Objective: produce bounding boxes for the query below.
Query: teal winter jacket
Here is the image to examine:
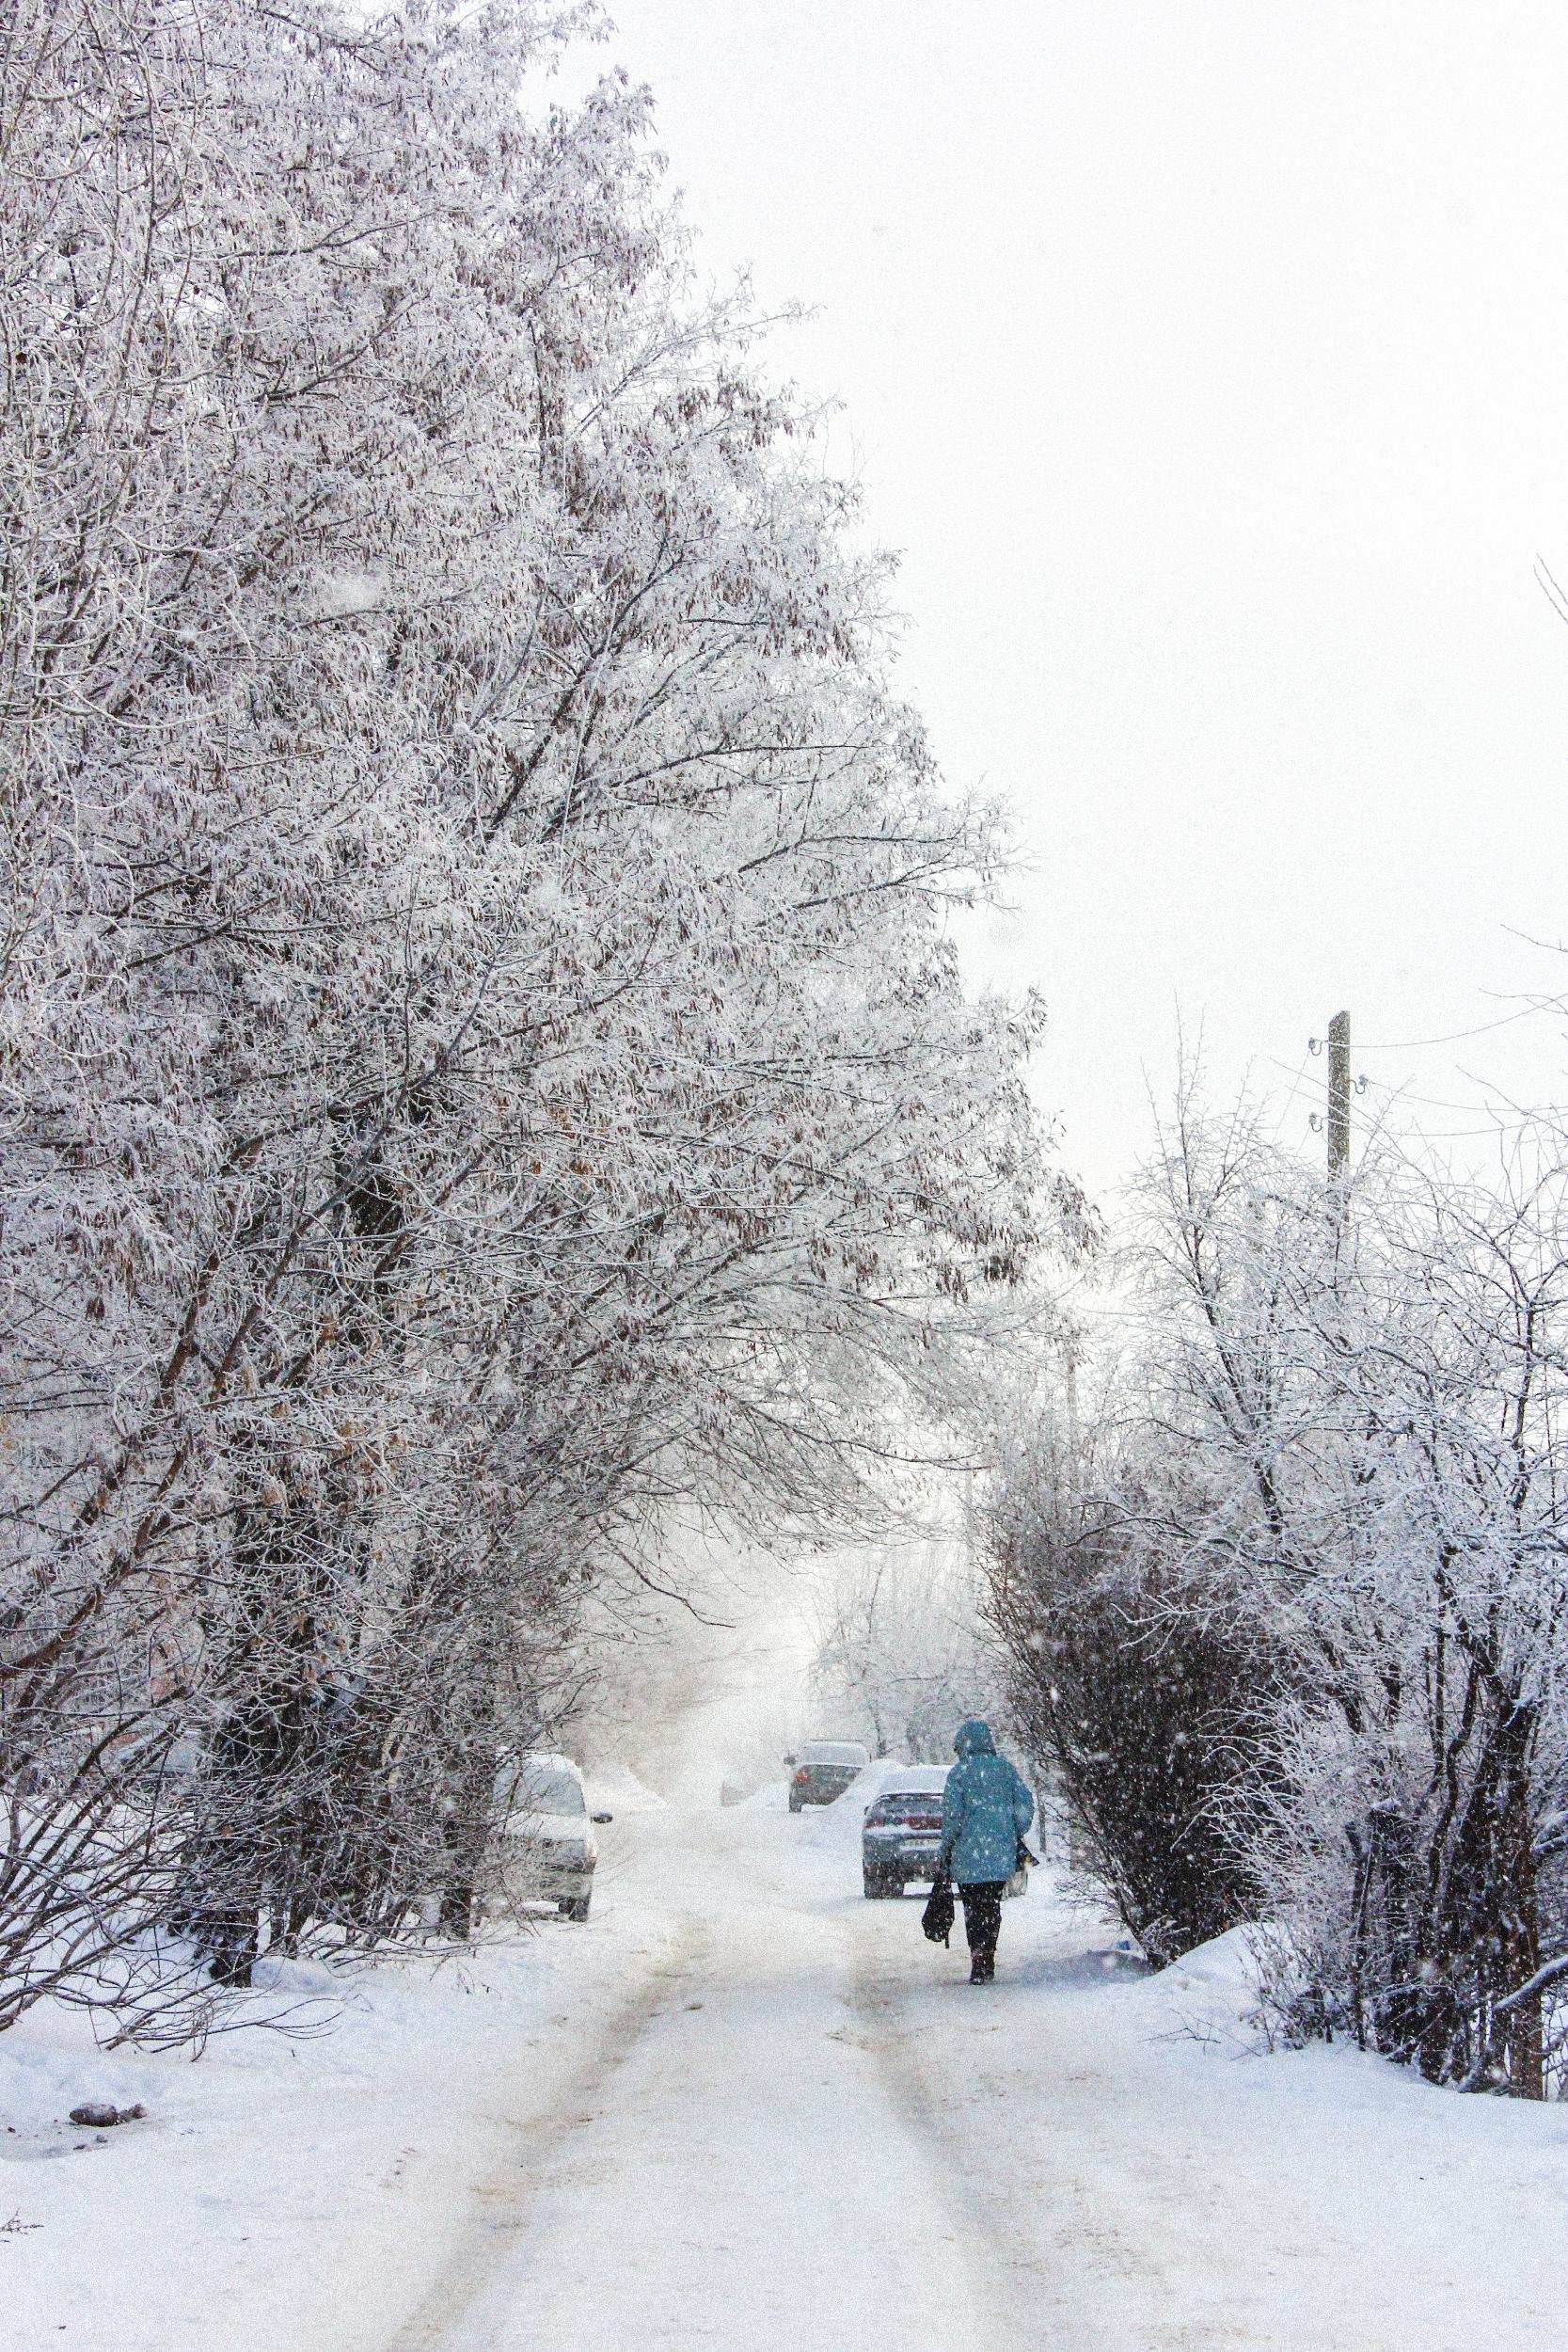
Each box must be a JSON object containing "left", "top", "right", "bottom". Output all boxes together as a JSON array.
[{"left": 938, "top": 1719, "right": 1034, "bottom": 1885}]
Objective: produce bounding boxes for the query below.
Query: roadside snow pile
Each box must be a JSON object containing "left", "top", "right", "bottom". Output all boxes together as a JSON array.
[
  {"left": 3, "top": 2029, "right": 170, "bottom": 2142},
  {"left": 795, "top": 1761, "right": 905, "bottom": 1852},
  {"left": 1147, "top": 1922, "right": 1267, "bottom": 2004},
  {"left": 1128, "top": 1922, "right": 1272, "bottom": 2047},
  {"left": 586, "top": 1762, "right": 668, "bottom": 1814},
  {"left": 799, "top": 1758, "right": 949, "bottom": 1851}
]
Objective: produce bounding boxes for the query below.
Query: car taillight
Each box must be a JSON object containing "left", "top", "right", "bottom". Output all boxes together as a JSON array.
[{"left": 794, "top": 1767, "right": 810, "bottom": 1784}]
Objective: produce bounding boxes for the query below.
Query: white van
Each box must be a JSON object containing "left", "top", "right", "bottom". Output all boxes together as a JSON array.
[{"left": 496, "top": 1752, "right": 610, "bottom": 1921}]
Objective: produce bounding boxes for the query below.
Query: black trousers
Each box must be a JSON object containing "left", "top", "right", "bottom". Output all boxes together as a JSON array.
[{"left": 958, "top": 1880, "right": 1005, "bottom": 1959}]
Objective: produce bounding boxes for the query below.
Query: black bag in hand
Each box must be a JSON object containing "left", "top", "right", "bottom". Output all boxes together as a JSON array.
[{"left": 922, "top": 1877, "right": 955, "bottom": 1946}]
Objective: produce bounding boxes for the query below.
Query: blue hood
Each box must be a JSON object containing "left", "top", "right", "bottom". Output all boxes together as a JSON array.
[{"left": 954, "top": 1717, "right": 997, "bottom": 1758}]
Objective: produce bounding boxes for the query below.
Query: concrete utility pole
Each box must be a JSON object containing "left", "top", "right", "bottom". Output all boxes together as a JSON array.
[{"left": 1326, "top": 1009, "right": 1351, "bottom": 1179}]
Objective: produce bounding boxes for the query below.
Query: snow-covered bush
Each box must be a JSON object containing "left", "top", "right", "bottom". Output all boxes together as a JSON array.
[
  {"left": 986, "top": 1407, "right": 1273, "bottom": 1963},
  {"left": 989, "top": 1066, "right": 1568, "bottom": 2093}
]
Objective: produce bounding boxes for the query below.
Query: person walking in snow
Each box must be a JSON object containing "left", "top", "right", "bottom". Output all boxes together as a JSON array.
[{"left": 936, "top": 1718, "right": 1035, "bottom": 1984}]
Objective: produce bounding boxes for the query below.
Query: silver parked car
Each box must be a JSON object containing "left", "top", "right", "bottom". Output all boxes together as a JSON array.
[
  {"left": 861, "top": 1767, "right": 949, "bottom": 1897},
  {"left": 497, "top": 1752, "right": 611, "bottom": 1921},
  {"left": 861, "top": 1764, "right": 1031, "bottom": 1901}
]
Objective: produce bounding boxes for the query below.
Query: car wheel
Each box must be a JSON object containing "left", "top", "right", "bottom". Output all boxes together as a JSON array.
[
  {"left": 863, "top": 1870, "right": 895, "bottom": 1899},
  {"left": 789, "top": 1795, "right": 802, "bottom": 1812},
  {"left": 562, "top": 1893, "right": 592, "bottom": 1922}
]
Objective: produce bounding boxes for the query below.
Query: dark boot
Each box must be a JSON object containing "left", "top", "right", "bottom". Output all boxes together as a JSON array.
[{"left": 959, "top": 1882, "right": 1004, "bottom": 1983}]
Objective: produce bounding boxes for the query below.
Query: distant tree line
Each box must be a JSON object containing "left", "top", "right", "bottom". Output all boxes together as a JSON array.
[{"left": 809, "top": 1539, "right": 1006, "bottom": 1764}]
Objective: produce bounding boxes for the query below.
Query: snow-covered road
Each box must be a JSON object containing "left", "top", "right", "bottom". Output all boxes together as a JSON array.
[
  {"left": 387, "top": 1791, "right": 1568, "bottom": 2352},
  {"left": 9, "top": 1781, "right": 1568, "bottom": 2349},
  {"left": 391, "top": 1801, "right": 1037, "bottom": 2352}
]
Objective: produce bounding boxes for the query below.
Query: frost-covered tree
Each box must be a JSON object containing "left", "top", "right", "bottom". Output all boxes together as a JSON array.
[
  {"left": 1, "top": 0, "right": 1064, "bottom": 2026},
  {"left": 809, "top": 1537, "right": 1006, "bottom": 1763}
]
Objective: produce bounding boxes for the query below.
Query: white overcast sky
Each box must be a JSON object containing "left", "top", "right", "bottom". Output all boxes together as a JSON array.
[{"left": 593, "top": 1, "right": 1568, "bottom": 1203}]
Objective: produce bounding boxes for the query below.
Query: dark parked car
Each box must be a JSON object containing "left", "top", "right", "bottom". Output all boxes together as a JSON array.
[
  {"left": 861, "top": 1769, "right": 949, "bottom": 1897},
  {"left": 786, "top": 1740, "right": 871, "bottom": 1811}
]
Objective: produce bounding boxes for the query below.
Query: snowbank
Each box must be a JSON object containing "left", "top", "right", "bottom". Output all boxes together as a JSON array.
[
  {"left": 1135, "top": 1921, "right": 1268, "bottom": 2027},
  {"left": 791, "top": 1757, "right": 948, "bottom": 1853},
  {"left": 736, "top": 1776, "right": 789, "bottom": 1811},
  {"left": 586, "top": 1760, "right": 669, "bottom": 1814},
  {"left": 0, "top": 1892, "right": 678, "bottom": 2351}
]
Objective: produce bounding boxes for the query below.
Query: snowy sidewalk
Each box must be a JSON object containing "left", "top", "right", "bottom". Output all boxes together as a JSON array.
[{"left": 7, "top": 1787, "right": 1568, "bottom": 2349}]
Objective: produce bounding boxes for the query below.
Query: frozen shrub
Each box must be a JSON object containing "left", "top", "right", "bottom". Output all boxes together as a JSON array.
[
  {"left": 990, "top": 1068, "right": 1568, "bottom": 2094},
  {"left": 987, "top": 1423, "right": 1272, "bottom": 1963}
]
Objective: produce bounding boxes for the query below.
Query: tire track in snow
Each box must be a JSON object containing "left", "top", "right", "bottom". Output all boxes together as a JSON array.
[
  {"left": 384, "top": 1921, "right": 710, "bottom": 2352},
  {"left": 867, "top": 1918, "right": 1260, "bottom": 2352},
  {"left": 391, "top": 1810, "right": 1019, "bottom": 2352},
  {"left": 479, "top": 1903, "right": 998, "bottom": 2350},
  {"left": 847, "top": 1907, "right": 1046, "bottom": 2352}
]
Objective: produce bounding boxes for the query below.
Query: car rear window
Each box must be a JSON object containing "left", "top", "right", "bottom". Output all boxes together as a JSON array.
[
  {"left": 498, "top": 1760, "right": 586, "bottom": 1816},
  {"left": 870, "top": 1791, "right": 945, "bottom": 1821}
]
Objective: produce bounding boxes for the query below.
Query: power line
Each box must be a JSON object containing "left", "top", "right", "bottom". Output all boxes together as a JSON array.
[
  {"left": 1267, "top": 1045, "right": 1313, "bottom": 1140},
  {"left": 1358, "top": 1078, "right": 1554, "bottom": 1118},
  {"left": 1387, "top": 1121, "right": 1544, "bottom": 1142},
  {"left": 1265, "top": 1057, "right": 1336, "bottom": 1120},
  {"left": 1267, "top": 1057, "right": 1557, "bottom": 1143},
  {"left": 1354, "top": 1003, "right": 1558, "bottom": 1052}
]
